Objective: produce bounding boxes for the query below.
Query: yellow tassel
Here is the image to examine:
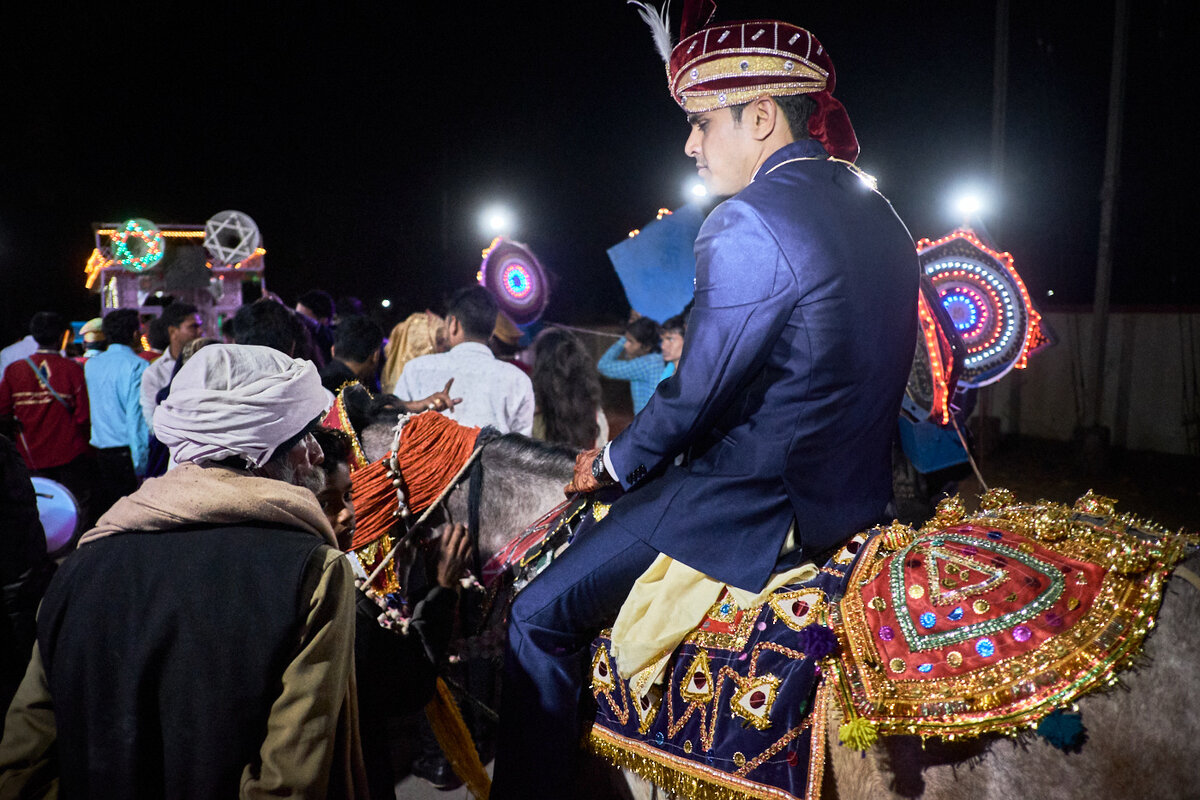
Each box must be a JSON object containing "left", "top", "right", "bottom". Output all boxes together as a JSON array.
[
  {"left": 424, "top": 678, "right": 491, "bottom": 798},
  {"left": 838, "top": 714, "right": 878, "bottom": 752}
]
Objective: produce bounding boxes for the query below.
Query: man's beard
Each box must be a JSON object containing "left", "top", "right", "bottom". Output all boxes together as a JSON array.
[{"left": 275, "top": 459, "right": 327, "bottom": 496}]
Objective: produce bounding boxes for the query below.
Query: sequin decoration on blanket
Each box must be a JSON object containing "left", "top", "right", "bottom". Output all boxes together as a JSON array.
[
  {"left": 587, "top": 540, "right": 860, "bottom": 800},
  {"left": 830, "top": 489, "right": 1198, "bottom": 742}
]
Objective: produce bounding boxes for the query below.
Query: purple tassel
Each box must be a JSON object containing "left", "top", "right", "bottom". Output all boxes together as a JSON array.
[{"left": 797, "top": 623, "right": 839, "bottom": 660}]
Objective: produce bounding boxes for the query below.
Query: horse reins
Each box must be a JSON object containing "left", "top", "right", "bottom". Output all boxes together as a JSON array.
[{"left": 363, "top": 442, "right": 485, "bottom": 588}]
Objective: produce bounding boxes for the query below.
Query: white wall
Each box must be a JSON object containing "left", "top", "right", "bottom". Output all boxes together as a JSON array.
[{"left": 982, "top": 311, "right": 1200, "bottom": 456}]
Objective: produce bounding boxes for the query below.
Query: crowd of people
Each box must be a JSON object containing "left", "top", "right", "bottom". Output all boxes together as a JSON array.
[
  {"left": 0, "top": 285, "right": 662, "bottom": 531},
  {"left": 0, "top": 279, "right": 692, "bottom": 796},
  {"left": 2, "top": 6, "right": 918, "bottom": 796}
]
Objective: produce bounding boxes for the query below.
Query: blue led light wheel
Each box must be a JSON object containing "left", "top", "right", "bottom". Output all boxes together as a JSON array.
[
  {"left": 917, "top": 229, "right": 1038, "bottom": 387},
  {"left": 479, "top": 237, "right": 549, "bottom": 326}
]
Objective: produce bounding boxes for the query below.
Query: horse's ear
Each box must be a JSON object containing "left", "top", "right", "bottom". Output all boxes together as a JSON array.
[
  {"left": 359, "top": 424, "right": 394, "bottom": 465},
  {"left": 337, "top": 384, "right": 368, "bottom": 434}
]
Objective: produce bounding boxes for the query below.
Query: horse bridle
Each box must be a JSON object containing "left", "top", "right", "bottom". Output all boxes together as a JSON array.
[{"left": 362, "top": 416, "right": 498, "bottom": 592}]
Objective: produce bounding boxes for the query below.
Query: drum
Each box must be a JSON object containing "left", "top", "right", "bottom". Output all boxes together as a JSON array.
[{"left": 31, "top": 476, "right": 83, "bottom": 558}]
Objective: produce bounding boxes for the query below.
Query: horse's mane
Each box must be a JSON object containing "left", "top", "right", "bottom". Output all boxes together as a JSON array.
[
  {"left": 483, "top": 433, "right": 578, "bottom": 477},
  {"left": 353, "top": 381, "right": 579, "bottom": 474}
]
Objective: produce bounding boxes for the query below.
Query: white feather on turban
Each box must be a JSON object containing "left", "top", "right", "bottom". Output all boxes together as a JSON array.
[{"left": 153, "top": 344, "right": 329, "bottom": 468}]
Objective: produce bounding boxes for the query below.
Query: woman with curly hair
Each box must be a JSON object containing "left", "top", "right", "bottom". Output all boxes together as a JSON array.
[
  {"left": 531, "top": 327, "right": 608, "bottom": 450},
  {"left": 382, "top": 311, "right": 446, "bottom": 393}
]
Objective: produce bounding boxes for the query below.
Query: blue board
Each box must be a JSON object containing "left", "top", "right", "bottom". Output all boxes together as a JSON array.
[{"left": 606, "top": 203, "right": 705, "bottom": 323}]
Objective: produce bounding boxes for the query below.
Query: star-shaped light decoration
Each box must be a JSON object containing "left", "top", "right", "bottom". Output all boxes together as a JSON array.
[{"left": 204, "top": 210, "right": 261, "bottom": 266}]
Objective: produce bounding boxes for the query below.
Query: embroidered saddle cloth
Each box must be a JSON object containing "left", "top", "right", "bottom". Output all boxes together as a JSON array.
[
  {"left": 481, "top": 496, "right": 588, "bottom": 590},
  {"left": 587, "top": 533, "right": 865, "bottom": 800},
  {"left": 830, "top": 490, "right": 1198, "bottom": 741}
]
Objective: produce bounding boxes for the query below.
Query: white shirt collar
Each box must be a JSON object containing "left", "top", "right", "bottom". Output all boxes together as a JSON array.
[{"left": 450, "top": 341, "right": 494, "bottom": 357}]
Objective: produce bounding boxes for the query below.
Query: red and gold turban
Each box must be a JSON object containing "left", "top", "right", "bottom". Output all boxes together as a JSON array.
[{"left": 633, "top": 3, "right": 860, "bottom": 162}]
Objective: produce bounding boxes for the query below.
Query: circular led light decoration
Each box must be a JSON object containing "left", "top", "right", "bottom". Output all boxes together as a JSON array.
[
  {"left": 916, "top": 229, "right": 1040, "bottom": 388},
  {"left": 111, "top": 218, "right": 165, "bottom": 272},
  {"left": 204, "top": 209, "right": 261, "bottom": 266},
  {"left": 503, "top": 262, "right": 533, "bottom": 299},
  {"left": 905, "top": 275, "right": 964, "bottom": 425},
  {"left": 941, "top": 292, "right": 982, "bottom": 334},
  {"left": 479, "top": 237, "right": 549, "bottom": 326}
]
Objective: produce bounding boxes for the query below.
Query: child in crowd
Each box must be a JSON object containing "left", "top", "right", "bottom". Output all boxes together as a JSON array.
[
  {"left": 596, "top": 315, "right": 663, "bottom": 413},
  {"left": 658, "top": 313, "right": 686, "bottom": 381},
  {"left": 309, "top": 426, "right": 471, "bottom": 798}
]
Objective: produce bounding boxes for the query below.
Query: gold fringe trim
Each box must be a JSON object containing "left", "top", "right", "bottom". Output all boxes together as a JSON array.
[
  {"left": 424, "top": 678, "right": 491, "bottom": 799},
  {"left": 587, "top": 726, "right": 802, "bottom": 800}
]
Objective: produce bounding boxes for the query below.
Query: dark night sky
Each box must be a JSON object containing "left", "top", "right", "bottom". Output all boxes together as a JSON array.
[{"left": 0, "top": 1, "right": 1194, "bottom": 343}]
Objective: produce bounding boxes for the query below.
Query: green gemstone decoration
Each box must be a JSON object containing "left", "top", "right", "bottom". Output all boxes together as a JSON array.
[{"left": 890, "top": 531, "right": 1065, "bottom": 652}]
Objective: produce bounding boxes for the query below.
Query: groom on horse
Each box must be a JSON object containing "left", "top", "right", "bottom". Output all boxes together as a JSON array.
[{"left": 491, "top": 5, "right": 919, "bottom": 796}]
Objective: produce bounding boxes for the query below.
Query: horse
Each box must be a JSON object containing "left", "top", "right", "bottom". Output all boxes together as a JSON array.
[
  {"left": 356, "top": 411, "right": 1200, "bottom": 800},
  {"left": 358, "top": 419, "right": 577, "bottom": 572}
]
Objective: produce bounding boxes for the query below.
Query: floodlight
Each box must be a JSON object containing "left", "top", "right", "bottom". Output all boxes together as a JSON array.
[
  {"left": 954, "top": 191, "right": 986, "bottom": 219},
  {"left": 480, "top": 205, "right": 515, "bottom": 237}
]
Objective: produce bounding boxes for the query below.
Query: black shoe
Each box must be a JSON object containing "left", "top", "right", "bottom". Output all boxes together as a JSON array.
[{"left": 409, "top": 754, "right": 464, "bottom": 791}]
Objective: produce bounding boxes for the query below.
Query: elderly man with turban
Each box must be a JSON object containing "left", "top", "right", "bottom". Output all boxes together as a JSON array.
[{"left": 0, "top": 345, "right": 367, "bottom": 799}]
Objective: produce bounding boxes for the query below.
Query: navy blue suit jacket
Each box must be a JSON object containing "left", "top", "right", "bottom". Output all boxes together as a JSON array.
[{"left": 606, "top": 140, "right": 919, "bottom": 592}]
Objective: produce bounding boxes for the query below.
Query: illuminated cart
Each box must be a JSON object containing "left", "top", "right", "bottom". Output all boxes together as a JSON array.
[{"left": 83, "top": 213, "right": 266, "bottom": 333}]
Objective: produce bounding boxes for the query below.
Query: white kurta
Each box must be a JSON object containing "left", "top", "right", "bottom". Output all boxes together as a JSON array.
[{"left": 395, "top": 342, "right": 534, "bottom": 435}]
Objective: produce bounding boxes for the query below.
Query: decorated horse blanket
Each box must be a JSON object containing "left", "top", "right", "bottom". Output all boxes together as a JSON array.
[
  {"left": 588, "top": 534, "right": 863, "bottom": 799},
  {"left": 576, "top": 489, "right": 1196, "bottom": 800},
  {"left": 829, "top": 490, "right": 1197, "bottom": 745}
]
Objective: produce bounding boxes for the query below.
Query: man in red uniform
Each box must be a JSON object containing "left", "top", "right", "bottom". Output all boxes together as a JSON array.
[{"left": 0, "top": 312, "right": 92, "bottom": 523}]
